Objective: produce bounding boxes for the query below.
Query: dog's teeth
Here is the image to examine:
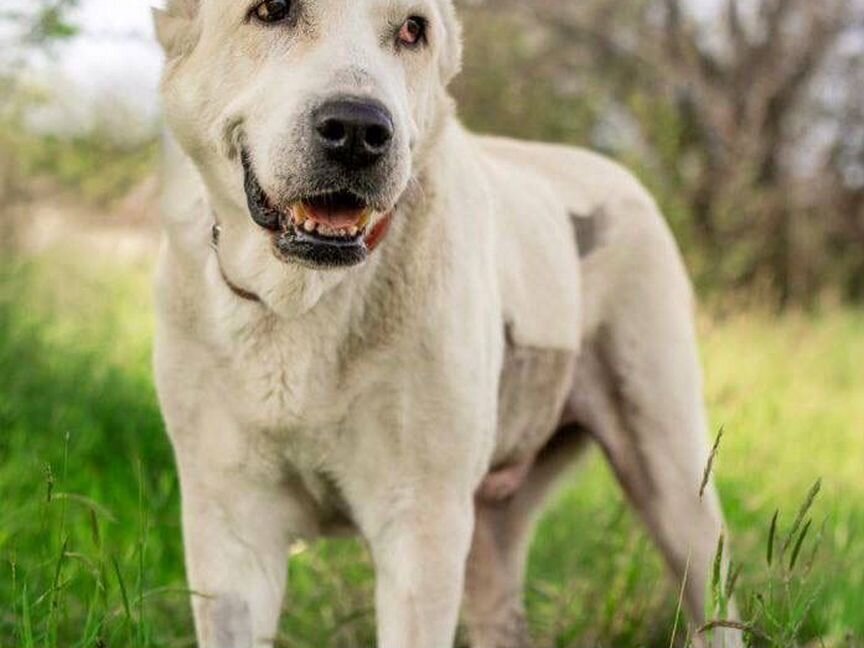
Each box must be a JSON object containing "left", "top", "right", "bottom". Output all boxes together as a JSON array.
[
  {"left": 293, "top": 203, "right": 309, "bottom": 224},
  {"left": 304, "top": 220, "right": 316, "bottom": 232},
  {"left": 357, "top": 208, "right": 374, "bottom": 229},
  {"left": 348, "top": 226, "right": 359, "bottom": 237}
]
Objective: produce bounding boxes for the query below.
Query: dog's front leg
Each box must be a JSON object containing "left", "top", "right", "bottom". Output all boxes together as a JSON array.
[
  {"left": 176, "top": 457, "right": 298, "bottom": 648},
  {"left": 356, "top": 484, "right": 475, "bottom": 648}
]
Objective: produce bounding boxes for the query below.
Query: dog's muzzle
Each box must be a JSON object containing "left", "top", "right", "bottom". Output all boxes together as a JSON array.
[
  {"left": 240, "top": 97, "right": 399, "bottom": 269},
  {"left": 241, "top": 151, "right": 394, "bottom": 270}
]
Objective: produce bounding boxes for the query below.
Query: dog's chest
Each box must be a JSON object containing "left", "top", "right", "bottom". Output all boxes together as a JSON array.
[{"left": 218, "top": 317, "right": 360, "bottom": 446}]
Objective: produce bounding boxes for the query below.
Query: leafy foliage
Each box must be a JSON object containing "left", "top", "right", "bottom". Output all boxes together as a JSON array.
[{"left": 0, "top": 1, "right": 80, "bottom": 50}]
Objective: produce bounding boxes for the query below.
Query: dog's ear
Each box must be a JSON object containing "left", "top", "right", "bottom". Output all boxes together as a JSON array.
[
  {"left": 437, "top": 0, "right": 464, "bottom": 85},
  {"left": 153, "top": 0, "right": 199, "bottom": 59}
]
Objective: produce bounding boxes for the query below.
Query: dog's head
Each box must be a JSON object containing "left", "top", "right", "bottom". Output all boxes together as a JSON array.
[{"left": 156, "top": 0, "right": 462, "bottom": 272}]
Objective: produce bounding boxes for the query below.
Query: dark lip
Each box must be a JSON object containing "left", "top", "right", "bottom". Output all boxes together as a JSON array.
[{"left": 241, "top": 150, "right": 373, "bottom": 269}]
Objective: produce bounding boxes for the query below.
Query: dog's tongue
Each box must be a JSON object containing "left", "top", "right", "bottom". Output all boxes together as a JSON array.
[{"left": 299, "top": 202, "right": 369, "bottom": 228}]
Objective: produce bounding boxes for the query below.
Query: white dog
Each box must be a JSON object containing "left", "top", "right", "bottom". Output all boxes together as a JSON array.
[{"left": 153, "top": 1, "right": 738, "bottom": 647}]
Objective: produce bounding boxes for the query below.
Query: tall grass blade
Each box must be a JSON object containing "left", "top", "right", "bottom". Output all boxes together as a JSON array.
[
  {"left": 700, "top": 426, "right": 724, "bottom": 499},
  {"left": 89, "top": 508, "right": 102, "bottom": 549},
  {"left": 782, "top": 479, "right": 821, "bottom": 557},
  {"left": 10, "top": 554, "right": 18, "bottom": 621},
  {"left": 47, "top": 536, "right": 69, "bottom": 647},
  {"left": 712, "top": 533, "right": 724, "bottom": 592},
  {"left": 45, "top": 462, "right": 55, "bottom": 503},
  {"left": 698, "top": 620, "right": 764, "bottom": 642},
  {"left": 52, "top": 493, "right": 117, "bottom": 523},
  {"left": 767, "top": 509, "right": 779, "bottom": 566},
  {"left": 50, "top": 537, "right": 69, "bottom": 599},
  {"left": 711, "top": 532, "right": 727, "bottom": 617},
  {"left": 112, "top": 555, "right": 136, "bottom": 642},
  {"left": 725, "top": 560, "right": 742, "bottom": 600},
  {"left": 804, "top": 518, "right": 828, "bottom": 576},
  {"left": 136, "top": 459, "right": 148, "bottom": 647},
  {"left": 669, "top": 550, "right": 692, "bottom": 648},
  {"left": 20, "top": 584, "right": 34, "bottom": 648},
  {"left": 789, "top": 519, "right": 813, "bottom": 571}
]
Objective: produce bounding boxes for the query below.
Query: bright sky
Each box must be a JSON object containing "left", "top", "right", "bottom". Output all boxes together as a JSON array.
[
  {"left": 61, "top": 0, "right": 164, "bottom": 86},
  {"left": 23, "top": 1, "right": 165, "bottom": 132}
]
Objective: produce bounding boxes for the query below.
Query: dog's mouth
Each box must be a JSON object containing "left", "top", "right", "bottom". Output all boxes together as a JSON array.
[
  {"left": 242, "top": 152, "right": 390, "bottom": 268},
  {"left": 291, "top": 192, "right": 374, "bottom": 241}
]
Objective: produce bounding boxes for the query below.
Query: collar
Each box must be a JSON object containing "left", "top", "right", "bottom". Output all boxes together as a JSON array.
[
  {"left": 210, "top": 213, "right": 395, "bottom": 304},
  {"left": 211, "top": 224, "right": 264, "bottom": 304}
]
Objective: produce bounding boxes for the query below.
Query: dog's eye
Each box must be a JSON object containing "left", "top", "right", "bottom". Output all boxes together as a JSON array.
[
  {"left": 251, "top": 0, "right": 292, "bottom": 24},
  {"left": 397, "top": 16, "right": 427, "bottom": 48}
]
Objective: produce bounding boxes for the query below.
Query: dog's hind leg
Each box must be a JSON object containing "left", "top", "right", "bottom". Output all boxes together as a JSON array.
[
  {"left": 564, "top": 263, "right": 741, "bottom": 647},
  {"left": 464, "top": 429, "right": 590, "bottom": 648}
]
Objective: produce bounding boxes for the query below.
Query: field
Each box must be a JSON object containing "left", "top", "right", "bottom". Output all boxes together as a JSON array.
[{"left": 1, "top": 244, "right": 862, "bottom": 648}]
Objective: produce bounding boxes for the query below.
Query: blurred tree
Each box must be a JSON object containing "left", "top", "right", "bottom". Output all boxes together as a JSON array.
[
  {"left": 0, "top": 0, "right": 79, "bottom": 107},
  {"left": 0, "top": 0, "right": 79, "bottom": 237},
  {"left": 0, "top": 0, "right": 79, "bottom": 48},
  {"left": 1, "top": 0, "right": 80, "bottom": 115},
  {"left": 454, "top": 0, "right": 864, "bottom": 306}
]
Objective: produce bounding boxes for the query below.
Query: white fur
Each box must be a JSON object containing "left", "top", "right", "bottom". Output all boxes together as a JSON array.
[{"left": 154, "top": 2, "right": 741, "bottom": 647}]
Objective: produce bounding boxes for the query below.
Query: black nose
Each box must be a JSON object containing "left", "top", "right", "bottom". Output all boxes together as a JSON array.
[{"left": 313, "top": 98, "right": 394, "bottom": 167}]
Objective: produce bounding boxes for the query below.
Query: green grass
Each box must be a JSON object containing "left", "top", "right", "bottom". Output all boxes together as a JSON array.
[{"left": 1, "top": 254, "right": 862, "bottom": 647}]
